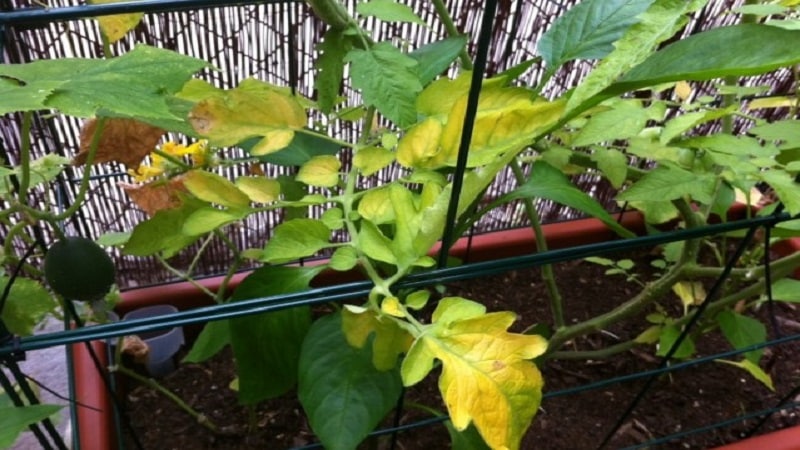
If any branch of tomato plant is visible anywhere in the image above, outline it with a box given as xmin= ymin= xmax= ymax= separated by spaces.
xmin=212 ymin=229 xmax=243 ymax=303
xmin=431 ymin=0 xmax=473 ymax=70
xmin=155 ymin=254 xmax=216 ymax=299
xmin=17 ymin=112 xmax=33 ymax=204
xmin=509 ymin=157 xmax=565 ymax=328
xmin=113 ymin=363 xmax=220 ymax=434
xmin=548 ymin=339 xmax=639 ymax=361
xmin=546 ymin=199 xmax=703 ymax=353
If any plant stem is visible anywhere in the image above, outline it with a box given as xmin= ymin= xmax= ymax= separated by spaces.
xmin=115 ymin=364 xmax=220 ymax=433
xmin=213 ymin=229 xmax=243 ymax=303
xmin=18 ymin=112 xmax=33 ymax=205
xmin=509 ymin=158 xmax=564 ymax=328
xmin=155 ymin=254 xmax=217 ymax=299
xmin=547 ymin=260 xmax=688 ymax=352
xmin=431 ymin=0 xmax=473 ymax=70
xmin=548 ymin=339 xmax=640 ymax=361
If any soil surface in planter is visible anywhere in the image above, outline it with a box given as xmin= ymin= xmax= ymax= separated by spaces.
xmin=122 ymin=245 xmax=800 ymax=449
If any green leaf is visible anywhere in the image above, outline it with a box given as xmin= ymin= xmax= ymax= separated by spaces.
xmin=358 ymin=220 xmax=397 ymax=265
xmin=656 ymin=324 xmax=695 ymax=359
xmin=733 ymin=4 xmax=788 ymax=16
xmin=716 ymin=359 xmax=774 ymax=391
xmin=447 ymin=422 xmax=492 ymax=450
xmin=329 ymin=246 xmax=359 ymax=271
xmin=124 ymin=197 xmax=205 ymax=257
xmin=758 ymin=170 xmax=800 ymax=216
xmin=345 ymin=42 xmax=422 ymax=127
xmin=0 ymin=404 xmax=63 ymax=449
xmin=298 ymin=313 xmax=402 ymax=450
xmin=717 ymin=310 xmax=766 ymax=364
xmin=507 ymin=161 xmax=635 ymax=238
xmin=617 ymin=164 xmax=717 ymax=204
xmin=182 ymin=170 xmax=251 ymax=209
xmin=573 ymin=100 xmax=647 ymax=146
xmin=315 ymin=28 xmax=350 ymax=114
xmin=749 ymin=120 xmax=800 ymax=148
xmin=182 ymin=320 xmax=230 ymax=363
xmin=229 ymin=266 xmax=320 ymax=404
xmin=0 ymin=277 xmax=58 ymax=336
xmin=356 ymin=0 xmax=426 ymax=25
xmin=538 ymin=0 xmax=655 ymax=69
xmin=0 ymin=45 xmax=207 ymax=118
xmin=253 ymin=130 xmax=341 ymax=167
xmin=567 ymin=0 xmax=707 ymax=113
xmin=182 ymin=207 xmax=249 ymax=236
xmin=409 ymin=35 xmax=468 ymax=85
xmin=591 ymin=148 xmax=628 ymax=188
xmin=261 ymin=218 xmax=331 ymax=263
xmin=96 ymin=231 xmax=131 ymax=247
xmin=611 ymin=24 xmax=800 ymax=93
xmin=773 ymin=279 xmax=800 ymax=302
xmin=23 ymin=155 xmax=70 ymax=187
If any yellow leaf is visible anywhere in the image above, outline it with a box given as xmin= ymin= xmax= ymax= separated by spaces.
xmin=399 ymin=82 xmax=564 ymax=170
xmin=342 ymin=306 xmax=413 ymax=371
xmin=89 ymin=0 xmax=143 ymax=43
xmin=235 ymin=176 xmax=280 ymax=204
xmin=674 ymin=81 xmax=692 ymax=102
xmin=396 ymin=117 xmax=444 ymax=169
xmin=357 ymin=188 xmax=395 ymax=224
xmin=188 ymin=78 xmax=307 ymax=147
xmin=401 ymin=297 xmax=547 ymax=450
xmin=672 ymin=281 xmax=706 ymax=311
xmin=296 ymin=155 xmax=341 ymax=187
xmin=747 ymin=96 xmax=797 ymax=110
xmin=182 ymin=170 xmax=250 ymax=209
xmin=250 ymin=130 xmax=296 ymax=156
xmin=381 ymin=296 xmax=406 ymax=318
xmin=353 ymin=145 xmax=396 ymax=176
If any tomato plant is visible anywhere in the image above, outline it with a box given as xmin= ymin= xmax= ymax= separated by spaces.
xmin=2 ymin=0 xmax=800 ymax=448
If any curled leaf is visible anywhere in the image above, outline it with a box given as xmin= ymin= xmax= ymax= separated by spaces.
xmin=75 ymin=118 xmax=164 ymax=167
xmin=120 ymin=177 xmax=187 ymax=216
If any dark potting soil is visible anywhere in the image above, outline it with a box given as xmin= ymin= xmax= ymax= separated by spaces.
xmin=123 ymin=246 xmax=800 ymax=449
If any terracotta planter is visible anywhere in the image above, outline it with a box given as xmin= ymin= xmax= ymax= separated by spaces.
xmin=70 ymin=210 xmax=799 ymax=449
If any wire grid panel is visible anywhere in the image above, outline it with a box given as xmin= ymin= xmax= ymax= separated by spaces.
xmin=0 ymin=0 xmax=794 ymax=288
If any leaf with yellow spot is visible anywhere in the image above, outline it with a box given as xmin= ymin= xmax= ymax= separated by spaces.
xmin=89 ymin=0 xmax=143 ymax=43
xmin=401 ymin=297 xmax=547 ymax=450
xmin=396 ymin=116 xmax=444 ymax=168
xmin=342 ymin=305 xmax=414 ymax=371
xmin=357 ymin=188 xmax=395 ymax=224
xmin=296 ymin=155 xmax=341 ymax=187
xmin=189 ymin=78 xmax=307 ymax=148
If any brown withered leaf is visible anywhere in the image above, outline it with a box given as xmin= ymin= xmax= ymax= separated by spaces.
xmin=75 ymin=118 xmax=165 ymax=167
xmin=121 ymin=177 xmax=187 ymax=216
xmin=121 ymin=335 xmax=150 ymax=364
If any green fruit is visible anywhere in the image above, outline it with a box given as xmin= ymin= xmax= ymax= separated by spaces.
xmin=44 ymin=236 xmax=115 ymax=301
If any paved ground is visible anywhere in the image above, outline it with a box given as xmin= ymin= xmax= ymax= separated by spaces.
xmin=4 ymin=318 xmax=71 ymax=450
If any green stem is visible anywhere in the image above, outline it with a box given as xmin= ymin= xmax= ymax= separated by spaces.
xmin=152 ymin=149 xmax=192 ymax=171
xmin=213 ymin=229 xmax=243 ymax=303
xmin=115 ymin=364 xmax=219 ymax=433
xmin=33 ymin=118 xmax=107 ymax=223
xmin=359 ymin=107 xmax=376 ymax=146
xmin=18 ymin=112 xmax=33 ymax=204
xmin=548 ymin=339 xmax=640 ymax=361
xmin=296 ymin=128 xmax=355 ymax=149
xmin=431 ymin=0 xmax=473 ymax=70
xmin=509 ymin=158 xmax=564 ymax=328
xmin=155 ymin=254 xmax=217 ymax=299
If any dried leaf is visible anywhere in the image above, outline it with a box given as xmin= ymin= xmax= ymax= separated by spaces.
xmin=121 ymin=335 xmax=150 ymax=364
xmin=121 ymin=177 xmax=187 ymax=216
xmin=75 ymin=118 xmax=164 ymax=168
